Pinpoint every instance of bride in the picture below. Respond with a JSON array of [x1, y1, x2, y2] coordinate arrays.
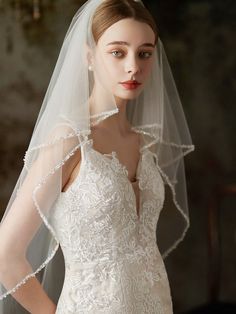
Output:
[[0, 0, 194, 313]]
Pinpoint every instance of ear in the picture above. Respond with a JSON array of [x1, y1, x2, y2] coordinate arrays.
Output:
[[85, 43, 94, 67]]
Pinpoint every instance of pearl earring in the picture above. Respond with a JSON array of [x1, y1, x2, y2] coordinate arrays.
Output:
[[88, 65, 93, 71]]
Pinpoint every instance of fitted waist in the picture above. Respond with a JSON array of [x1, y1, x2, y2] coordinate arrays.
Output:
[[65, 256, 137, 273], [65, 248, 162, 275]]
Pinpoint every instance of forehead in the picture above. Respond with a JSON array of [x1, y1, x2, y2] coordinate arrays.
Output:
[[98, 18, 155, 46]]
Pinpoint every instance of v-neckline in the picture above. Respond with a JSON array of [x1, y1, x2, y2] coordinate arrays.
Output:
[[61, 130, 147, 222], [88, 128, 145, 184], [88, 138, 145, 222], [90, 145, 143, 184]]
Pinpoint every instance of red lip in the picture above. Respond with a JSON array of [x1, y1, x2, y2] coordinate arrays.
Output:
[[120, 80, 142, 90]]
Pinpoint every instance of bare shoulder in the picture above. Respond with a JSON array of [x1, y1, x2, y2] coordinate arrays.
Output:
[[46, 123, 85, 192]]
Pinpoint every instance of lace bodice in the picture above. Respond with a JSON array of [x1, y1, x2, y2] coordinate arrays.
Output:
[[51, 137, 173, 313]]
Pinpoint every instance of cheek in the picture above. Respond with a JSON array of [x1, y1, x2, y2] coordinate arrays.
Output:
[[99, 51, 118, 69], [106, 59, 122, 76], [94, 59, 121, 91], [99, 61, 121, 86], [142, 60, 154, 78]]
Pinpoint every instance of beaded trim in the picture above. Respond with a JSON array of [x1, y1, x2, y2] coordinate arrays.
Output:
[[151, 152, 190, 259], [0, 139, 88, 300], [23, 128, 91, 171]]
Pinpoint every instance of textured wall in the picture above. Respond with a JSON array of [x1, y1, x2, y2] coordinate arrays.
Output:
[[0, 0, 235, 312]]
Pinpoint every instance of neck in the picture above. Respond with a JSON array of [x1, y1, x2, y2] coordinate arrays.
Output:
[[89, 87, 132, 136]]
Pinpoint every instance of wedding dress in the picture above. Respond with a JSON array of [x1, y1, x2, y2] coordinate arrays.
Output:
[[51, 131, 173, 314]]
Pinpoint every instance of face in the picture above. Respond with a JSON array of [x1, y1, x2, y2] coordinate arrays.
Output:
[[91, 18, 156, 103]]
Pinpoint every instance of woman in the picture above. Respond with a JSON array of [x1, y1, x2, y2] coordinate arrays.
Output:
[[0, 0, 194, 313]]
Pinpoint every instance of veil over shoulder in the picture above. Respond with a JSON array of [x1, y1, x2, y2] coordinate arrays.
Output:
[[0, 0, 194, 310]]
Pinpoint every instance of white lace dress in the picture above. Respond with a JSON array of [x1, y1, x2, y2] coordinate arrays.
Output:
[[51, 137, 173, 314]]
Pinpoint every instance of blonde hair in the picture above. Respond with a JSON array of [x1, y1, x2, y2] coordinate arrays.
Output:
[[92, 0, 158, 44]]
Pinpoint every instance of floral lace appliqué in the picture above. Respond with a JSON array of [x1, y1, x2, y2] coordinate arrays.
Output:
[[51, 141, 173, 314]]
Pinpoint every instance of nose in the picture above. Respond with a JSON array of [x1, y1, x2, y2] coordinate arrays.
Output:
[[125, 55, 140, 75]]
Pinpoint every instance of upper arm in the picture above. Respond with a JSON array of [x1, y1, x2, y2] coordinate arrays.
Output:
[[0, 160, 48, 258], [0, 123, 82, 259]]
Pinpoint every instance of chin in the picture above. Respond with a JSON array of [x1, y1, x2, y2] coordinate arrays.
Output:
[[114, 89, 142, 101]]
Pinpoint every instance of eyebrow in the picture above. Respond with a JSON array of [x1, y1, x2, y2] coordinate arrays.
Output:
[[106, 41, 155, 48]]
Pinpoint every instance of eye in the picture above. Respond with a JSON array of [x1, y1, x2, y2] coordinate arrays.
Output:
[[111, 50, 124, 58], [139, 51, 153, 59]]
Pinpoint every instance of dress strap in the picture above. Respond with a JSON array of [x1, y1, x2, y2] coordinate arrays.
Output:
[[77, 133, 92, 161]]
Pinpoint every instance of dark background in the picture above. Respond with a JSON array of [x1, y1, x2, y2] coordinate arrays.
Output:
[[0, 0, 235, 312]]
